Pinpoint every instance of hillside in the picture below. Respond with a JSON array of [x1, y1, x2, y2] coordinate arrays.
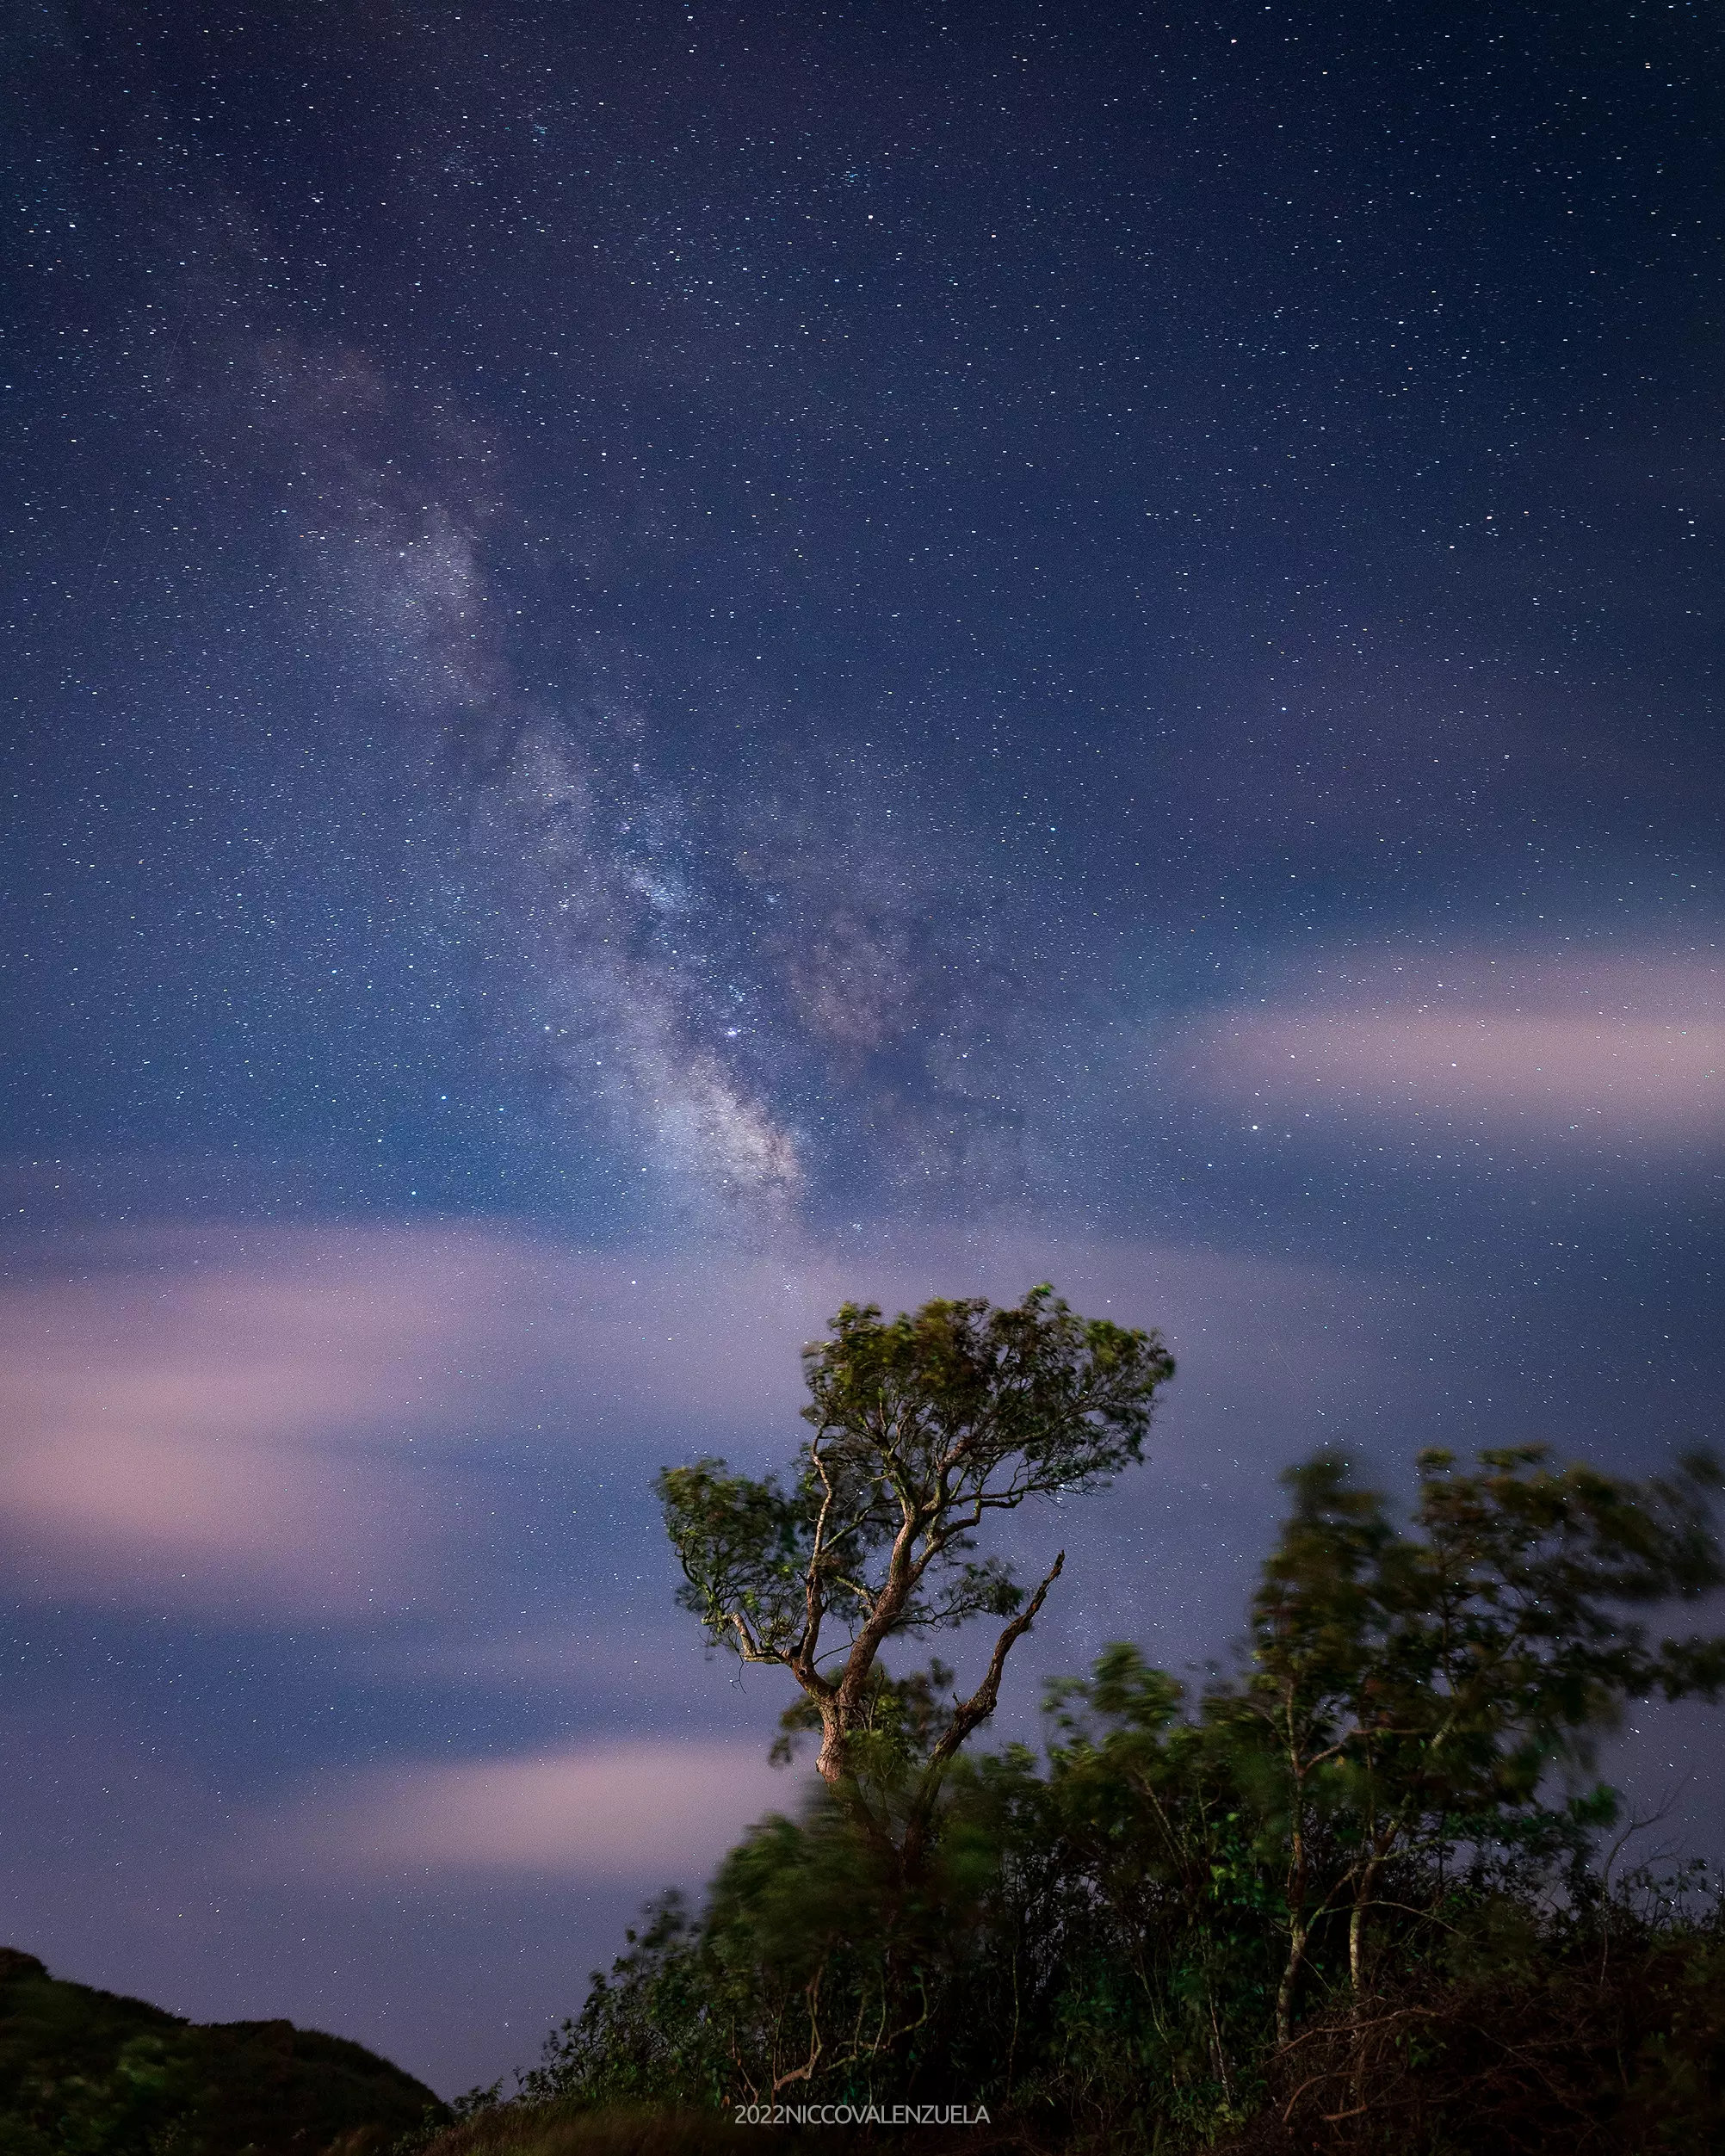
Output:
[[0, 1946, 444, 2154]]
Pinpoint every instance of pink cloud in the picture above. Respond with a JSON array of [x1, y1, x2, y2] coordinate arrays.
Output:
[[266, 1738, 794, 1881], [0, 1223, 927, 1610], [1173, 950, 1723, 1146], [0, 1224, 620, 1610], [0, 1214, 1419, 1615]]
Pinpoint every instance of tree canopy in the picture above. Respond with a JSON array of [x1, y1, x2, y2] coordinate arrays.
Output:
[[656, 1284, 1174, 1790], [1225, 1444, 1725, 2040]]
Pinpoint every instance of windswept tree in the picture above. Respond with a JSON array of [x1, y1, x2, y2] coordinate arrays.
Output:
[[657, 1286, 1174, 1802], [1229, 1444, 1725, 2042], [536, 1430, 1725, 2134]]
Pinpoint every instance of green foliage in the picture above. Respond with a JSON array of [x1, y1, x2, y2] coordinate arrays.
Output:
[[497, 1438, 1725, 2154], [0, 1947, 442, 2155], [656, 1288, 1174, 1787], [519, 1900, 734, 2118], [1226, 1445, 1725, 2038], [1246, 1444, 1725, 1806]]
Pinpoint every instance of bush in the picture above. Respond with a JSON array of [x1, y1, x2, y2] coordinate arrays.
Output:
[[460, 1445, 1725, 2153]]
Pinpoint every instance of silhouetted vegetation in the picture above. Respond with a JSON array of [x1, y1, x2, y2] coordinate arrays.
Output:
[[434, 1414, 1725, 2153], [0, 1945, 442, 2154]]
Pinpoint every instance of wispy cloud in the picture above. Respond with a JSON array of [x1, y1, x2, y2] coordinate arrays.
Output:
[[0, 1226, 511, 1610], [262, 1738, 794, 1881], [0, 1221, 958, 1612], [0, 1214, 1406, 1614], [1172, 949, 1723, 1150]]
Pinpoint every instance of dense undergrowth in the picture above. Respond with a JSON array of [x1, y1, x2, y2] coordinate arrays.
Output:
[[417, 1445, 1725, 2155]]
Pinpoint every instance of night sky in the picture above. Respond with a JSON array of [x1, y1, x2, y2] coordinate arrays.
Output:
[[3, 0, 1722, 2099]]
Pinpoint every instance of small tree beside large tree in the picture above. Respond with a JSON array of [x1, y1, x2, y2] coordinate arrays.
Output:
[[657, 1285, 1174, 1808]]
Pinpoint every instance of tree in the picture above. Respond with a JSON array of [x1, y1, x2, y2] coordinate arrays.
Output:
[[538, 1430, 1725, 2136], [656, 1285, 1174, 1806], [1227, 1444, 1725, 2043]]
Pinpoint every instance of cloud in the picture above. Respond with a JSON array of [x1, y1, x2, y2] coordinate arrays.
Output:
[[0, 1219, 1008, 1612], [1172, 949, 1723, 1149], [0, 1212, 1412, 1615], [264, 1738, 794, 1881], [0, 1226, 518, 1610]]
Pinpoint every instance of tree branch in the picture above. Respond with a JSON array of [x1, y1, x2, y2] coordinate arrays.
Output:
[[924, 1549, 1066, 1776]]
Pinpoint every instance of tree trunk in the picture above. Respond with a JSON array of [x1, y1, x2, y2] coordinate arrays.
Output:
[[1276, 1918, 1307, 2052], [815, 1706, 848, 1787], [1349, 1853, 1384, 1995], [1277, 1767, 1309, 2049]]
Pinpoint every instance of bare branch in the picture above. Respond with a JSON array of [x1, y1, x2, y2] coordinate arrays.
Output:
[[924, 1549, 1066, 1776]]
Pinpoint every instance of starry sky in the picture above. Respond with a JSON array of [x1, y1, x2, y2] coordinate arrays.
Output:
[[2, 0, 1722, 2099]]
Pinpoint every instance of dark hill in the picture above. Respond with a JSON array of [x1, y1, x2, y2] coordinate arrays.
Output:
[[0, 1945, 445, 2154]]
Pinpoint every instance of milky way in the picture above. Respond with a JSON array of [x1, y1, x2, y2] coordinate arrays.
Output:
[[2, 0, 1721, 2097]]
